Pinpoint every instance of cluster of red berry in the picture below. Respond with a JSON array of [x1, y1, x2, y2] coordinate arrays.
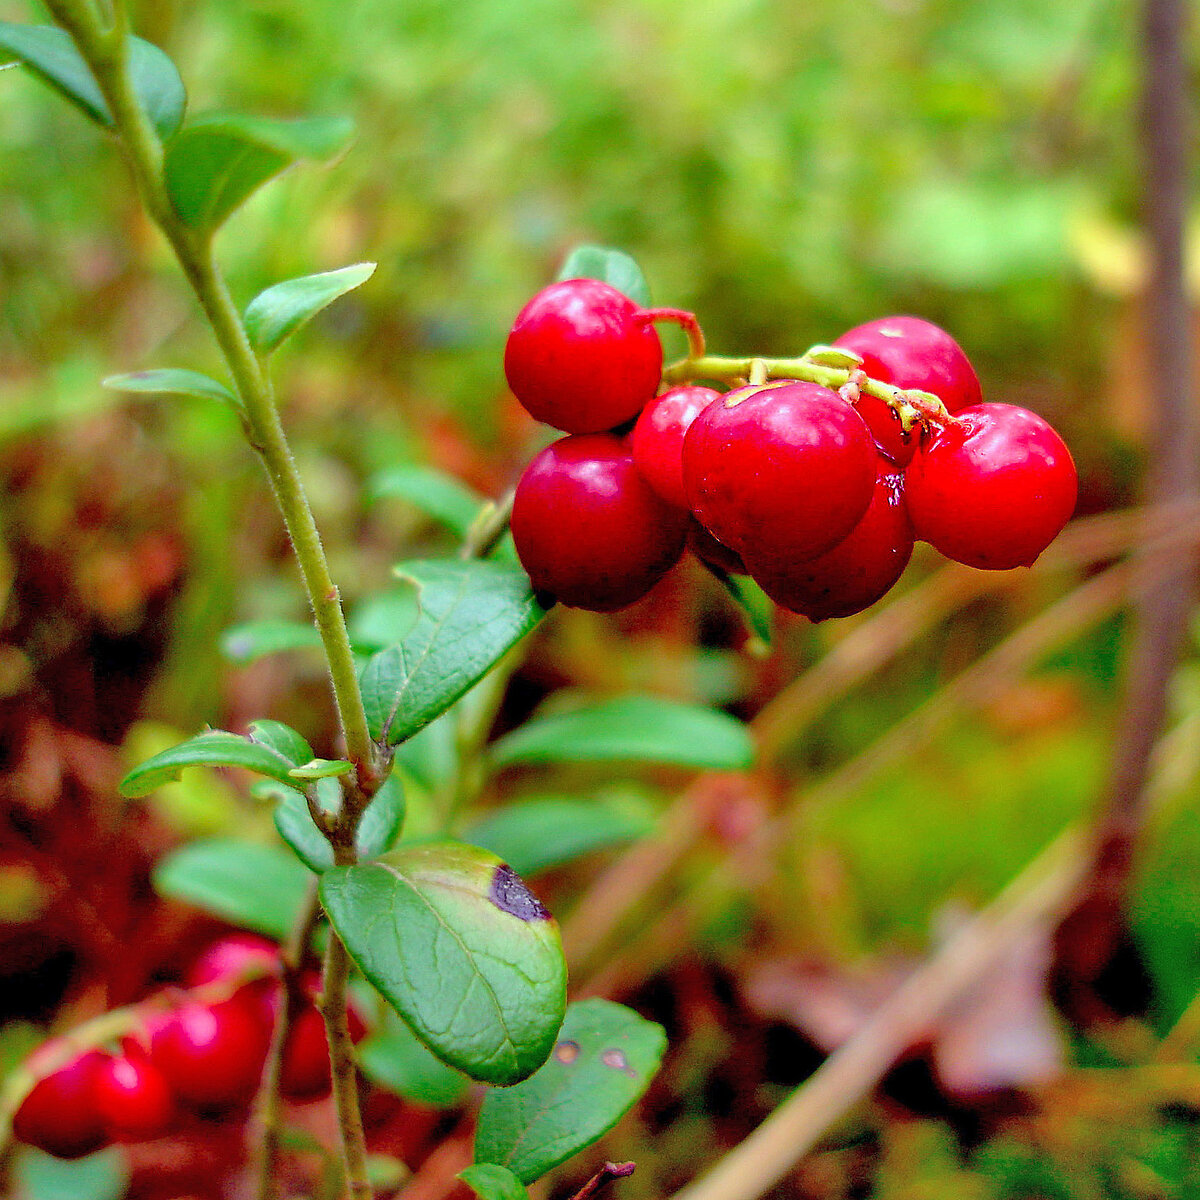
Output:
[[12, 935, 366, 1159], [505, 280, 1078, 620]]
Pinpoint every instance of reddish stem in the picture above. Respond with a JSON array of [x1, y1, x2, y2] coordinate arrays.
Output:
[[639, 306, 706, 361]]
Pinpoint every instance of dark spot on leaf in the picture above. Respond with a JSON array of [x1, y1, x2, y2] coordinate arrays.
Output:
[[555, 1040, 580, 1064], [489, 864, 550, 921]]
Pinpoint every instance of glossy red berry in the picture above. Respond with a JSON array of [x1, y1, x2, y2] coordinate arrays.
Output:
[[631, 384, 721, 510], [504, 279, 663, 433], [833, 316, 983, 465], [512, 433, 689, 611], [150, 994, 273, 1111], [681, 381, 877, 568], [747, 455, 914, 620], [905, 403, 1077, 570], [279, 985, 368, 1103], [186, 934, 280, 989], [94, 1042, 175, 1143], [13, 1047, 109, 1160]]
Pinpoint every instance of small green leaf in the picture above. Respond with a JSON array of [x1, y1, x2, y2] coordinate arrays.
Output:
[[359, 1007, 470, 1109], [244, 262, 376, 355], [464, 797, 654, 877], [119, 721, 314, 797], [320, 842, 567, 1085], [164, 113, 354, 234], [153, 839, 312, 939], [360, 561, 547, 746], [488, 696, 754, 771], [458, 1164, 531, 1200], [289, 758, 353, 781], [475, 998, 666, 1185], [556, 244, 651, 308], [367, 465, 484, 538], [719, 573, 773, 646], [102, 369, 238, 408], [220, 620, 323, 664], [13, 1145, 130, 1200], [274, 774, 405, 872], [0, 23, 185, 138]]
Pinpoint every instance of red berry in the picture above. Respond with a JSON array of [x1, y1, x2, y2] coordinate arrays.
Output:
[[186, 934, 280, 989], [512, 433, 689, 611], [681, 381, 877, 568], [833, 316, 983, 465], [13, 1046, 109, 1160], [747, 455, 914, 620], [504, 279, 663, 433], [150, 994, 273, 1111], [631, 384, 721, 510], [904, 403, 1077, 570], [94, 1041, 175, 1143], [279, 994, 368, 1103]]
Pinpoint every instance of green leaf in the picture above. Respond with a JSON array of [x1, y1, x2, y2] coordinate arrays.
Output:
[[475, 998, 666, 1184], [102, 369, 239, 408], [220, 620, 323, 664], [0, 23, 185, 138], [320, 842, 567, 1085], [464, 797, 654, 877], [119, 720, 314, 797], [348, 587, 421, 654], [274, 774, 405, 873], [289, 758, 353, 781], [488, 696, 754, 771], [458, 1165, 531, 1200], [360, 560, 547, 746], [244, 262, 376, 355], [358, 1007, 470, 1109], [13, 1145, 129, 1200], [153, 838, 312, 939], [164, 113, 354, 234], [720, 573, 773, 646], [367, 465, 485, 538], [556, 244, 651, 308]]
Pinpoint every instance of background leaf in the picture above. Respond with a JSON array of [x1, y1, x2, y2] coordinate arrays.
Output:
[[358, 1007, 470, 1108], [458, 1165, 530, 1200], [153, 839, 312, 939], [102, 369, 238, 408], [220, 620, 323, 664], [164, 113, 354, 233], [464, 796, 655, 877], [12, 1146, 130, 1200], [274, 774, 405, 872], [320, 842, 567, 1085], [360, 560, 546, 745], [474, 998, 667, 1184], [244, 262, 376, 355], [556, 244, 651, 307], [488, 696, 754, 770], [367, 465, 485, 537], [0, 24, 185, 138], [119, 721, 313, 797]]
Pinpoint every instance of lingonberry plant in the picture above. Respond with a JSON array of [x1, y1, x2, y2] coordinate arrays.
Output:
[[0, 5, 1078, 1200]]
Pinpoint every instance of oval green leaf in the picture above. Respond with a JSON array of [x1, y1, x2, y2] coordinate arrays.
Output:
[[102, 368, 239, 409], [244, 262, 376, 355], [153, 839, 312, 939], [289, 758, 353, 781], [555, 244, 651, 308], [474, 998, 666, 1184], [359, 560, 547, 746], [464, 797, 654, 877], [220, 619, 323, 664], [274, 774, 405, 872], [164, 113, 354, 234], [488, 696, 754, 771], [458, 1165, 530, 1200], [358, 1008, 470, 1109], [719, 572, 773, 646], [119, 720, 313, 797], [367, 465, 484, 537], [320, 842, 567, 1085], [0, 23, 185, 138]]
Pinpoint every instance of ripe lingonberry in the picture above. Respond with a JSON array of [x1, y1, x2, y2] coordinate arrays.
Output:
[[150, 994, 273, 1111], [681, 381, 877, 568], [833, 316, 983, 465], [94, 1041, 175, 1143], [905, 403, 1077, 570], [186, 933, 280, 989], [631, 384, 721, 510], [747, 455, 914, 620], [13, 1046, 109, 1160], [504, 279, 663, 433], [512, 433, 689, 611], [279, 976, 368, 1102]]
